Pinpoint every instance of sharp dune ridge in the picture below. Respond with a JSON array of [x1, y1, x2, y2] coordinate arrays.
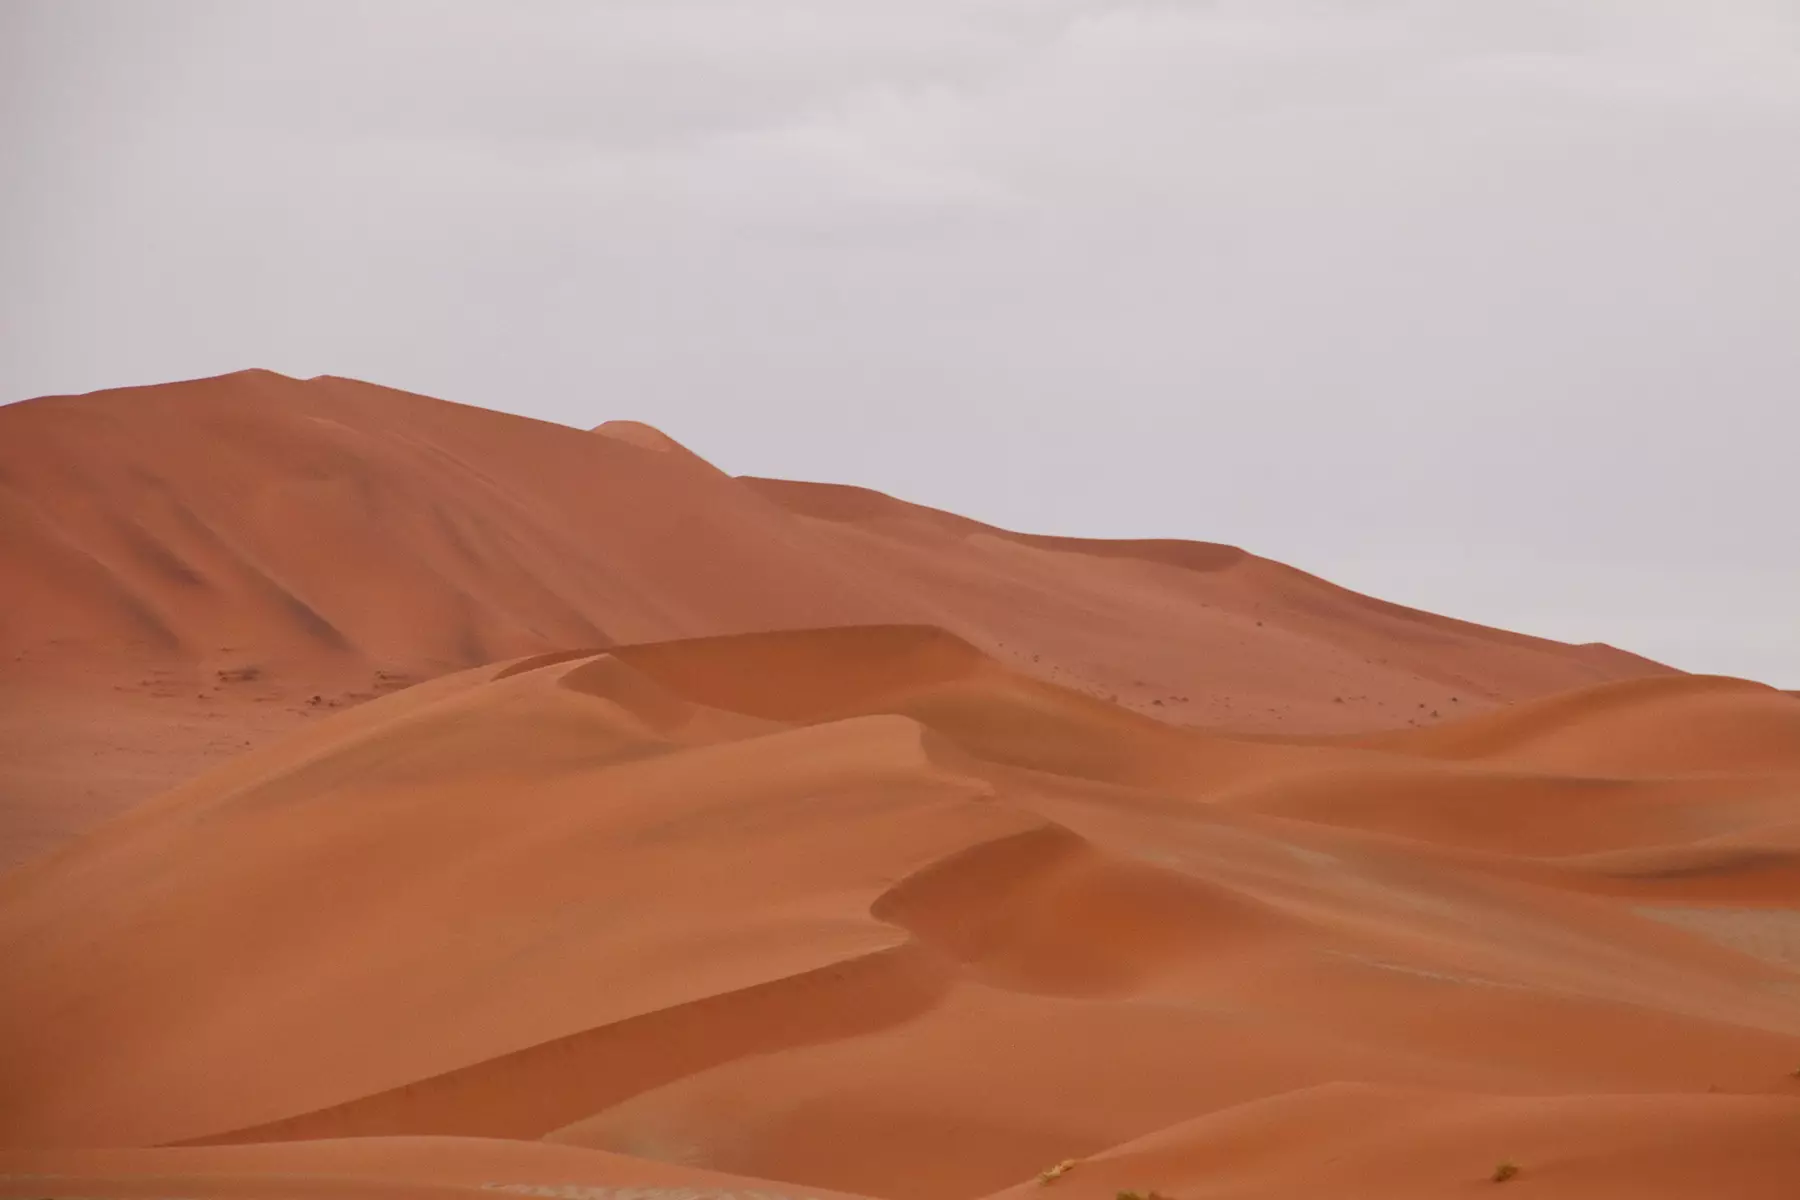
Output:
[[4, 629, 1800, 1198], [2, 374, 1797, 1200]]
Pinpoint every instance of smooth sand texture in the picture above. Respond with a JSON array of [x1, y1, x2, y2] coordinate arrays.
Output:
[[3, 625, 1798, 1199], [1, 370, 1666, 865], [0, 1136, 883, 1200]]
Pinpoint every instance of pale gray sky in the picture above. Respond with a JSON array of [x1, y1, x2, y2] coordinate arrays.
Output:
[[4, 1, 1797, 683]]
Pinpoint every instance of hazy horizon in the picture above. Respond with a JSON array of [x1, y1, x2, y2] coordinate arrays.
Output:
[[5, 1, 1796, 684]]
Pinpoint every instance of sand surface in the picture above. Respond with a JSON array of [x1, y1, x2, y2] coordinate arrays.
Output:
[[1, 371, 1664, 865], [4, 630, 1799, 1196], [4, 373, 1797, 1199]]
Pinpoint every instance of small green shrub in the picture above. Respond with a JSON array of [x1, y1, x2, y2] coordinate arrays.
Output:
[[1492, 1161, 1519, 1183]]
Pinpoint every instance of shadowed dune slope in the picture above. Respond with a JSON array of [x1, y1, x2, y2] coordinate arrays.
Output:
[[0, 370, 1671, 864], [2, 627, 1796, 1200]]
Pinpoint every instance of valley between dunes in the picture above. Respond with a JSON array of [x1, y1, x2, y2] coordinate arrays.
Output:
[[2, 373, 1798, 1199]]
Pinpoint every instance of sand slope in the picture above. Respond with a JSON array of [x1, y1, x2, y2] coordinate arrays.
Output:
[[2, 628, 1795, 1199], [0, 371, 1668, 865], [0, 1136, 884, 1200]]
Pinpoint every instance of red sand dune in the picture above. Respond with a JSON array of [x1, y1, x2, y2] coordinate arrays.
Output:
[[3, 626, 1798, 1199], [4, 372, 1795, 1199], [1, 371, 1665, 865]]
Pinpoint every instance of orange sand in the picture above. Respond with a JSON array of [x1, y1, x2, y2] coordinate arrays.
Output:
[[3, 624, 1798, 1197], [3, 373, 1795, 1199], [1, 371, 1663, 865]]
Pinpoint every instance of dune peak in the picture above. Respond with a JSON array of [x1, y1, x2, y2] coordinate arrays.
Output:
[[592, 419, 692, 454]]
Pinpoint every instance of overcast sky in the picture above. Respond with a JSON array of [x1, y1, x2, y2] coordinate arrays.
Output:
[[4, 1, 1797, 683]]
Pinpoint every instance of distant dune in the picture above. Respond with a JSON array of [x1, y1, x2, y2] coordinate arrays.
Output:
[[0, 371, 1667, 865], [1, 628, 1796, 1200]]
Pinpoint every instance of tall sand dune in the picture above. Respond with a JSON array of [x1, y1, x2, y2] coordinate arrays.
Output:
[[0, 371, 1669, 865]]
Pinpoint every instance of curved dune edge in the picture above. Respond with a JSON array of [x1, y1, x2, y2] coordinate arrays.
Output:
[[2, 623, 1798, 1200], [181, 943, 949, 1147]]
